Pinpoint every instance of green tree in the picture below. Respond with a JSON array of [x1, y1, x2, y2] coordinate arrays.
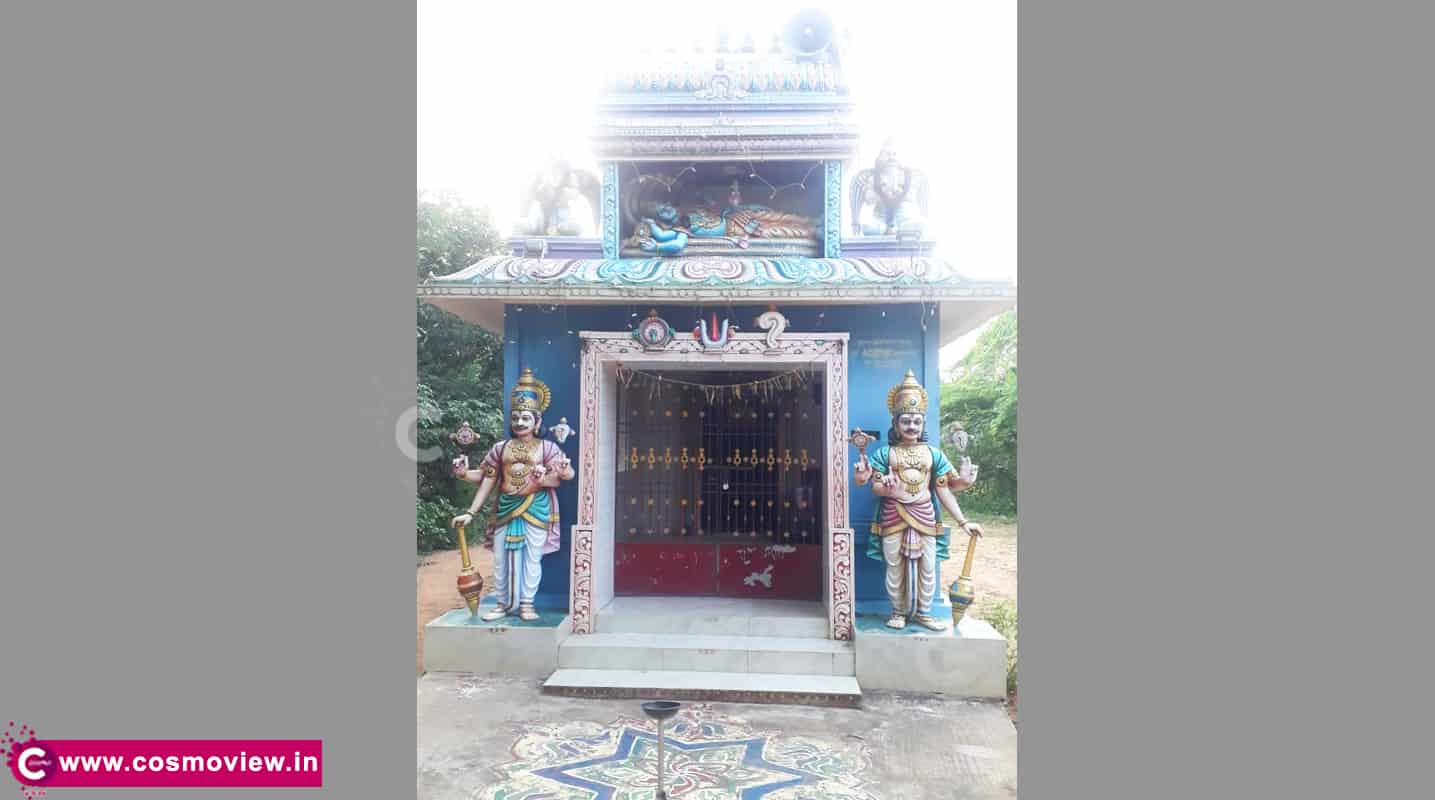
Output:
[[416, 191, 505, 551], [941, 311, 1017, 516], [417, 189, 502, 281]]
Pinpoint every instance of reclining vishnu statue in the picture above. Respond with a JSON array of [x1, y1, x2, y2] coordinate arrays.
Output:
[[625, 180, 820, 256]]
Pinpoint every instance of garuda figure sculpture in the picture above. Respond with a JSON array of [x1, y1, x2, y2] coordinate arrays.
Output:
[[624, 180, 820, 256], [515, 159, 601, 237], [854, 370, 981, 630], [849, 139, 929, 237], [451, 368, 574, 621]]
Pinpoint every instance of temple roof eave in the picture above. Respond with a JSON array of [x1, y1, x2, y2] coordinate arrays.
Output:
[[417, 256, 1016, 346], [426, 256, 1012, 290]]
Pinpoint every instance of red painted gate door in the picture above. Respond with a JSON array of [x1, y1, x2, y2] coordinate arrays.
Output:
[[612, 369, 827, 599]]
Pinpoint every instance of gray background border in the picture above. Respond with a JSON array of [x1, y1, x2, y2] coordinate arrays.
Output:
[[1021, 1, 1427, 797], [2, 2, 415, 798], [1, 1, 1428, 798]]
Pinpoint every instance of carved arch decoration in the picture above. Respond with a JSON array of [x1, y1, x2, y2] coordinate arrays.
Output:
[[570, 331, 853, 640]]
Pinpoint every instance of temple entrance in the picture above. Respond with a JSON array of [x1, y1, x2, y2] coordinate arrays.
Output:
[[612, 368, 826, 600]]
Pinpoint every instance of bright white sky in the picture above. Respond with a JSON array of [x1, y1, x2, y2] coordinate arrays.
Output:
[[417, 0, 1015, 368]]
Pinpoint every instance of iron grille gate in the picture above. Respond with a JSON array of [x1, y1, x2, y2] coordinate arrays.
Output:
[[613, 369, 826, 598]]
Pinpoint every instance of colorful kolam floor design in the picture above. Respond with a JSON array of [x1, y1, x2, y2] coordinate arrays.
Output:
[[480, 703, 876, 799]]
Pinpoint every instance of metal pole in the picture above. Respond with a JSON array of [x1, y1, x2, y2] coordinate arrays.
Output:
[[656, 719, 667, 800], [641, 700, 679, 798]]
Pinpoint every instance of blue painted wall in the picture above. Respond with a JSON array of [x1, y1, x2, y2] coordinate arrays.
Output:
[[502, 302, 948, 612]]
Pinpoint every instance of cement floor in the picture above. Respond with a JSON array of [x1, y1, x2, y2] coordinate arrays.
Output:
[[418, 672, 1017, 799]]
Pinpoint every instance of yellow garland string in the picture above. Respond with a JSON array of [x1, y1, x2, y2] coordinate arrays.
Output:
[[615, 364, 816, 405]]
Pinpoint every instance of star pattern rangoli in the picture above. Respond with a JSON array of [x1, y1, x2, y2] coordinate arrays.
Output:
[[481, 705, 876, 799]]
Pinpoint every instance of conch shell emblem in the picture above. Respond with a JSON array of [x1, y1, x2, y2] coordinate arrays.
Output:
[[549, 417, 574, 444]]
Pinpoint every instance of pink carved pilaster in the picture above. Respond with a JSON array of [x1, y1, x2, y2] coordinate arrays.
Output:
[[577, 342, 598, 527], [571, 339, 598, 636], [570, 525, 594, 634], [825, 342, 852, 641], [826, 347, 849, 529], [830, 527, 854, 640]]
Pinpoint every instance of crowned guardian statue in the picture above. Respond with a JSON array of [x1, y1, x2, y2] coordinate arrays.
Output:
[[854, 370, 981, 630], [451, 368, 574, 621]]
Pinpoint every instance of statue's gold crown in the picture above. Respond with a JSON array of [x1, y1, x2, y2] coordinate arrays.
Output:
[[510, 367, 551, 414], [886, 369, 929, 416]]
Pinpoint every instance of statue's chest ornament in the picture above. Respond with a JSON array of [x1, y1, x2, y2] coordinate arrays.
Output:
[[892, 445, 932, 495], [504, 440, 539, 486]]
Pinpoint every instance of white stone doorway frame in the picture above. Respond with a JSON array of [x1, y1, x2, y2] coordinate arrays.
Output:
[[568, 330, 854, 640]]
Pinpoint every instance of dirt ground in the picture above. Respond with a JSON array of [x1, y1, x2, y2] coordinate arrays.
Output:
[[417, 516, 1017, 676], [943, 518, 1018, 721], [941, 517, 1018, 620]]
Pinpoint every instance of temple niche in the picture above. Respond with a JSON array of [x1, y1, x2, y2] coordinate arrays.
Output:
[[621, 161, 824, 257]]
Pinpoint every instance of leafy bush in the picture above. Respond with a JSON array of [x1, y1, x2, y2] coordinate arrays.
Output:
[[416, 192, 505, 553], [981, 599, 1019, 697], [941, 311, 1017, 515], [417, 496, 460, 553]]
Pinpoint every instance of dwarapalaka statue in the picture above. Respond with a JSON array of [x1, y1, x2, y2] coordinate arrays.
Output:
[[849, 138, 929, 237], [451, 368, 574, 621], [854, 370, 981, 630], [515, 159, 601, 237]]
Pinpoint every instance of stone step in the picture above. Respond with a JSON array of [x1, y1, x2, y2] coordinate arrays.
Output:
[[558, 632, 854, 675], [596, 597, 829, 638], [542, 668, 862, 707]]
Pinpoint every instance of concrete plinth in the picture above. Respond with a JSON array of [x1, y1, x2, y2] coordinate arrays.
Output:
[[853, 613, 1008, 698], [422, 599, 570, 676]]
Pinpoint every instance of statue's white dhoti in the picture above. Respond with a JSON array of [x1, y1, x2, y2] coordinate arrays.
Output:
[[882, 532, 937, 617], [492, 518, 548, 612]]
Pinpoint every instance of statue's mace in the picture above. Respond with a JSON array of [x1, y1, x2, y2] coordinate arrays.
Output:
[[454, 521, 483, 617], [448, 449, 485, 617], [949, 528, 979, 626]]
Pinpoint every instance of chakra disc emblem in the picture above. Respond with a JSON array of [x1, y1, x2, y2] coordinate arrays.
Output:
[[634, 309, 674, 350]]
